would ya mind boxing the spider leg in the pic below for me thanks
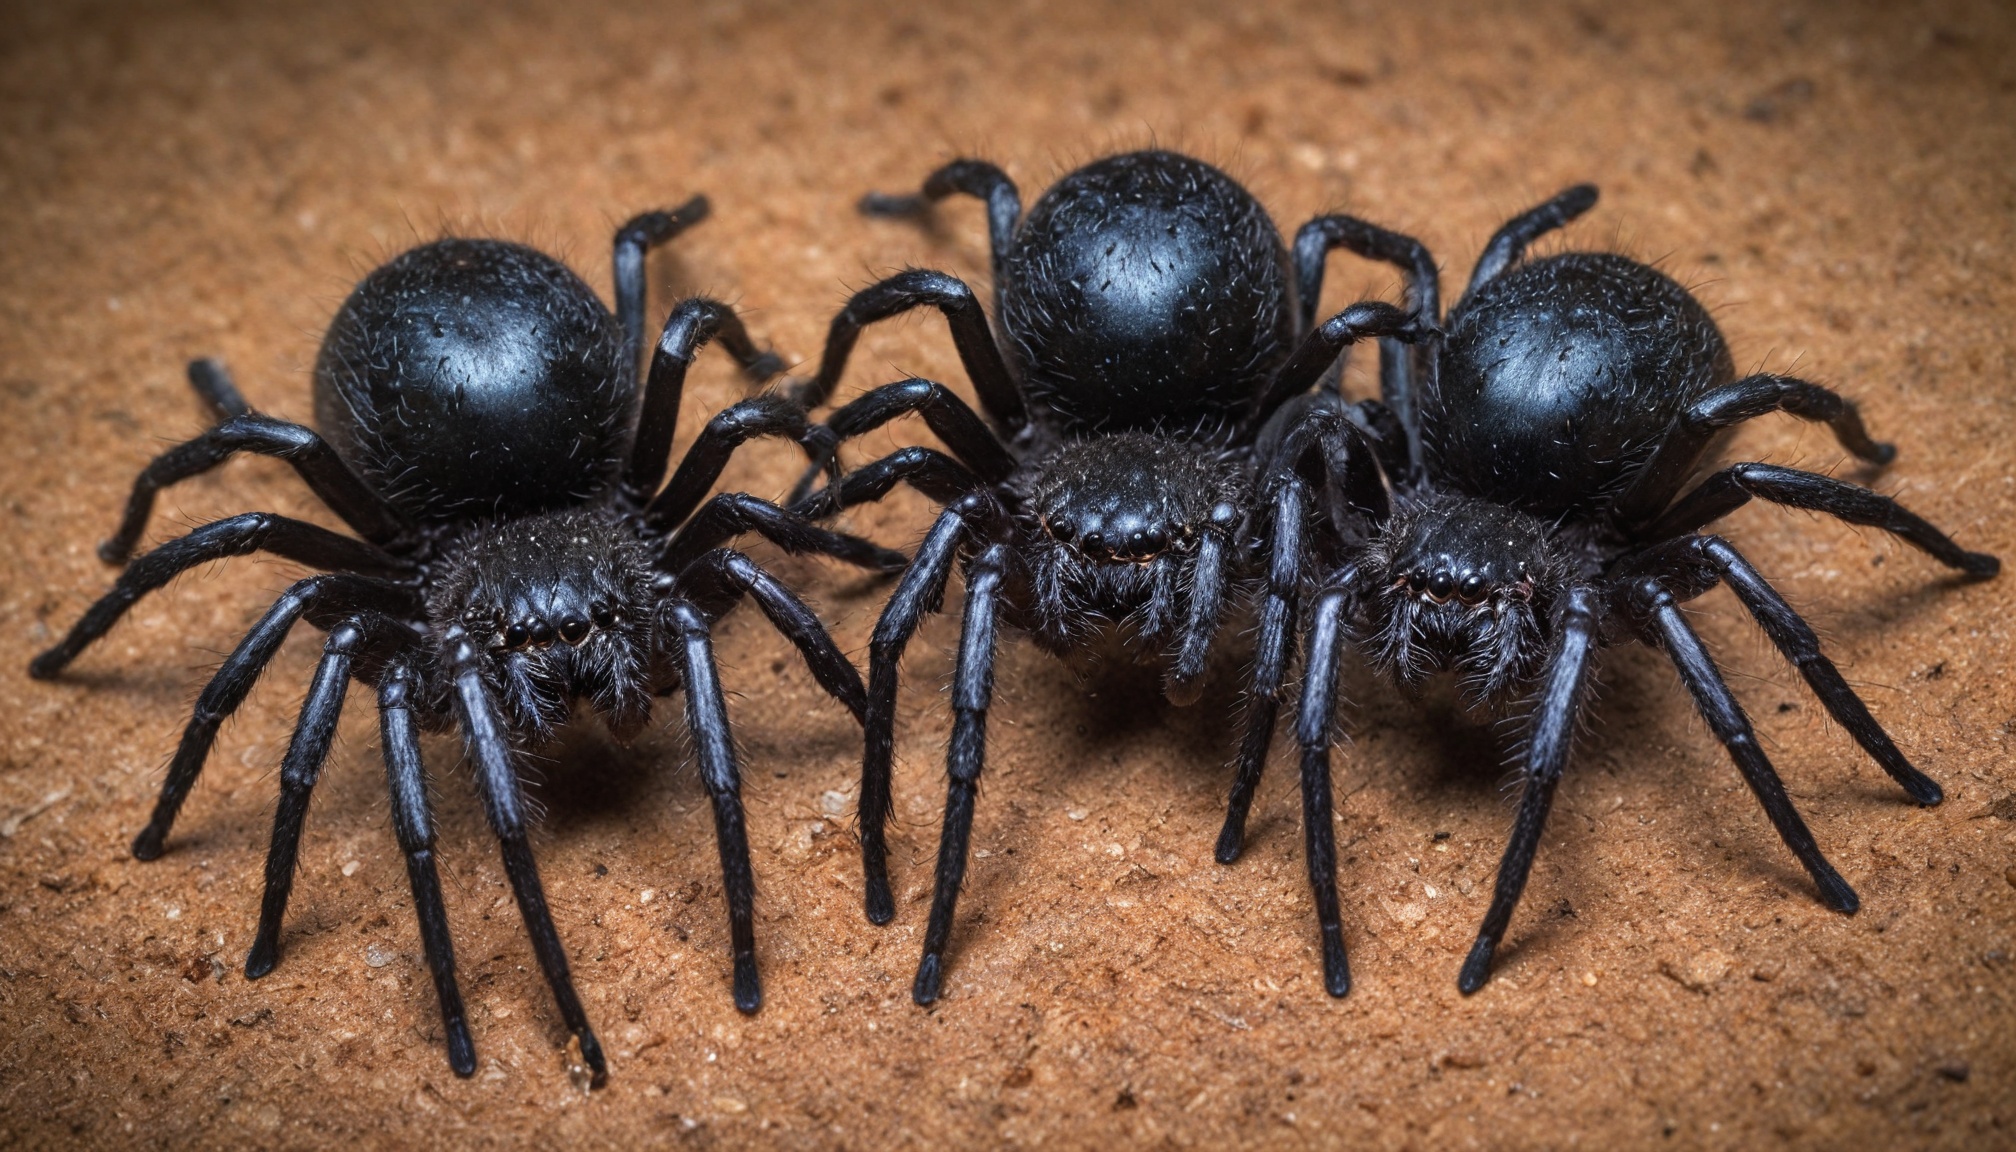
[1616,375,1899,526]
[789,270,1026,435]
[624,297,788,503]
[29,513,412,680]
[792,446,988,520]
[913,541,1014,1006]
[1347,398,1413,489]
[658,492,906,575]
[130,573,418,860]
[1216,476,1307,864]
[645,394,834,531]
[1291,583,1362,996]
[1219,410,1388,862]
[446,628,605,1081]
[672,548,868,723]
[1465,184,1600,296]
[613,197,712,385]
[662,598,765,1013]
[862,499,988,923]
[1457,586,1602,994]
[1687,535,1943,803]
[99,371,411,563]
[1164,530,1228,707]
[1645,463,1999,577]
[378,659,477,1077]
[244,613,406,978]
[1245,302,1433,437]
[787,376,1015,507]
[859,158,1022,285]
[1290,215,1441,475]
[1629,576,1861,914]
[186,356,251,420]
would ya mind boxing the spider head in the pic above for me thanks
[433,508,657,742]
[1024,433,1244,644]
[1364,494,1570,706]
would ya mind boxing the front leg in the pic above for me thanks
[672,548,868,723]
[1290,578,1365,996]
[1216,476,1309,863]
[859,498,989,923]
[663,599,765,1012]
[913,542,1015,1006]
[658,492,906,575]
[1458,586,1602,993]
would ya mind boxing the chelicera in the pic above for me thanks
[786,149,1430,1003]
[29,199,901,1079]
[1278,185,1998,993]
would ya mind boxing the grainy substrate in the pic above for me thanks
[2,2,2013,1147]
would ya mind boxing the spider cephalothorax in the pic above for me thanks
[429,507,659,740]
[781,148,1430,1003]
[1361,493,1570,702]
[29,199,900,1081]
[1020,432,1249,651]
[1265,185,1997,996]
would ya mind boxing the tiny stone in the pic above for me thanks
[1936,1062,1970,1083]
[714,1096,749,1114]
[364,943,395,968]
[640,888,655,904]
[1582,971,1598,987]
[165,906,181,920]
[1067,807,1089,821]
[819,790,849,818]
[341,860,361,877]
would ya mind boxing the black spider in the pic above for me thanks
[28,198,903,1080]
[1265,185,1998,994]
[782,149,1431,1004]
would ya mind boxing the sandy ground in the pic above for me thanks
[2,0,2014,1147]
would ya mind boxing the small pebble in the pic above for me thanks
[341,860,361,877]
[364,943,395,969]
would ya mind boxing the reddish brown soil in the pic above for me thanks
[2,1,2013,1147]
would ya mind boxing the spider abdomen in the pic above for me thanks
[1427,252,1732,515]
[999,150,1294,436]
[313,239,632,522]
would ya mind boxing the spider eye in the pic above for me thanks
[1406,570,1426,593]
[1459,574,1488,604]
[1426,571,1455,600]
[502,622,530,649]
[558,617,590,645]
[592,603,617,629]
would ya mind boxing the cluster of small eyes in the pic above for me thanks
[468,605,623,651]
[1397,569,1535,606]
[1043,502,1238,558]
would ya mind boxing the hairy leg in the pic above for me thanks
[1457,587,1602,994]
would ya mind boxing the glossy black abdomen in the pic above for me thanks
[998,151,1294,437]
[313,239,630,522]
[1424,252,1733,516]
